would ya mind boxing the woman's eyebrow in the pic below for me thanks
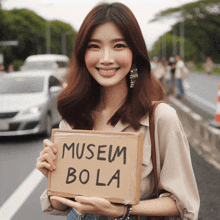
[111,38,125,43]
[89,39,100,43]
[88,38,125,43]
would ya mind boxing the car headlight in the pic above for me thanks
[29,106,40,114]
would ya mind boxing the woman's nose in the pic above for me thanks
[100,48,114,64]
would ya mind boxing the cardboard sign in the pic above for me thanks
[47,129,144,205]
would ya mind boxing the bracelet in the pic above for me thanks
[124,205,132,220]
[112,205,132,220]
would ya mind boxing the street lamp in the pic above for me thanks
[172,29,177,56]
[180,20,184,61]
[62,31,73,55]
[162,35,166,60]
[180,8,185,61]
[46,20,51,54]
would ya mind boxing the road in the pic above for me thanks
[0,134,65,220]
[181,71,219,120]
[0,71,220,220]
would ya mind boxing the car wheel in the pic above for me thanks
[45,114,52,137]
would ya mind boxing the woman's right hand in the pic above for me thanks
[36,139,57,178]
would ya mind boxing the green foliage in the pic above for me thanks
[189,66,220,74]
[13,59,24,71]
[171,13,220,63]
[150,0,220,22]
[149,32,201,62]
[50,20,76,57]
[149,0,220,63]
[0,8,77,68]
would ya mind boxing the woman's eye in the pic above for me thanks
[87,44,99,49]
[115,44,126,49]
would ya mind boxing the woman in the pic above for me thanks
[36,2,200,219]
[174,55,186,99]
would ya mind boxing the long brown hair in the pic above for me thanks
[57,2,165,130]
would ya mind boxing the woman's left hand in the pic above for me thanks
[50,196,124,218]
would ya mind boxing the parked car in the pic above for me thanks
[0,71,63,136]
[21,54,70,83]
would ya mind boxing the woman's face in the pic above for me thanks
[85,22,133,88]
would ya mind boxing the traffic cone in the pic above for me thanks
[209,82,220,128]
[215,83,220,122]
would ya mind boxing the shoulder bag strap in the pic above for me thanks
[137,101,165,220]
[149,101,164,198]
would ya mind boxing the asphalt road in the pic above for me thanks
[179,71,219,120]
[0,71,220,220]
[0,135,65,220]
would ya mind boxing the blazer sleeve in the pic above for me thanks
[40,189,71,216]
[154,103,200,220]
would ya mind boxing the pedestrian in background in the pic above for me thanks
[0,64,5,76]
[150,56,158,75]
[204,56,214,79]
[8,64,14,72]
[162,60,172,94]
[152,60,165,84]
[36,2,199,220]
[175,55,187,99]
[168,56,176,94]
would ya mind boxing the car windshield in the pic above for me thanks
[0,76,44,94]
[23,61,57,70]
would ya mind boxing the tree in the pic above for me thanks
[172,14,220,63]
[151,0,220,22]
[150,0,220,63]
[50,20,76,57]
[0,8,77,69]
[149,32,200,62]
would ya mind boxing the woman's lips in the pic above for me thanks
[97,68,119,77]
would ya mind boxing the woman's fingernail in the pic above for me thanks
[52,164,56,169]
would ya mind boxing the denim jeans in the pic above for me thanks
[67,208,107,220]
[66,197,150,220]
[67,208,149,220]
[176,78,185,96]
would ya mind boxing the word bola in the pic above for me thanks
[66,168,121,188]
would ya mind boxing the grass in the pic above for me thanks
[189,67,220,75]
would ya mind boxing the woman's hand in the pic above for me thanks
[50,196,124,218]
[36,139,57,177]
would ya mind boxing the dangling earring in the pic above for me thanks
[130,67,138,88]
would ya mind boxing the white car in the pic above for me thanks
[21,54,70,83]
[0,71,63,136]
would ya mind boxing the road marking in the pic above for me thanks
[0,168,44,220]
[186,91,216,110]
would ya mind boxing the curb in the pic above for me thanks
[166,96,220,171]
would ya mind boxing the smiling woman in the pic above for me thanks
[36,2,200,220]
[85,22,133,88]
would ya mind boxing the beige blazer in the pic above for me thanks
[40,103,200,219]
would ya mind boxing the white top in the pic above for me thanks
[204,60,214,72]
[152,63,165,80]
[175,60,185,79]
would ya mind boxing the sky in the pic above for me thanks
[3,0,198,50]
